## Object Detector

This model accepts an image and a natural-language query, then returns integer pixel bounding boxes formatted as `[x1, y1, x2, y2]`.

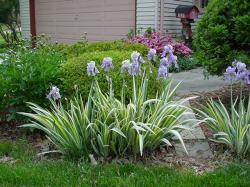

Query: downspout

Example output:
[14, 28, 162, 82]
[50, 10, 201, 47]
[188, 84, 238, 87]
[160, 0, 164, 34]
[29, 0, 36, 38]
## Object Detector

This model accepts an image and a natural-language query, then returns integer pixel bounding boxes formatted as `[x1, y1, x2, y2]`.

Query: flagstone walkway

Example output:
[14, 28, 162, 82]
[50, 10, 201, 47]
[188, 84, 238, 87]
[171, 68, 224, 159]
[170, 68, 228, 94]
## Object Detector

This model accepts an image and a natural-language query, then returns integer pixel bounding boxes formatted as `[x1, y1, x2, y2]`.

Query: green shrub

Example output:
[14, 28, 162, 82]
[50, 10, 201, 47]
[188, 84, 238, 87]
[59, 50, 160, 101]
[193, 0, 250, 75]
[56, 41, 148, 59]
[20, 77, 197, 158]
[0, 42, 64, 119]
[169, 55, 198, 72]
[57, 40, 148, 58]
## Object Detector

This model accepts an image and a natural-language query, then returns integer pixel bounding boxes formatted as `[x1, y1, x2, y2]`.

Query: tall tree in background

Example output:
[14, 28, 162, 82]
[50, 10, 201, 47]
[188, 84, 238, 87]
[0, 0, 20, 45]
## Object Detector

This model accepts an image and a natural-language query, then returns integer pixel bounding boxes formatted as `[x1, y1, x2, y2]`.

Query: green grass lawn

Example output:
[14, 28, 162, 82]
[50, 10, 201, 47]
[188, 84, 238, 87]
[0, 140, 249, 187]
[0, 162, 249, 187]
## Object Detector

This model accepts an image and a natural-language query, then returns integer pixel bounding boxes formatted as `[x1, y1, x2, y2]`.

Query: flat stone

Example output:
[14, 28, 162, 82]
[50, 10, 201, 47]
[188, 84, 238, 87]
[173, 100, 206, 140]
[180, 126, 206, 140]
[170, 68, 228, 94]
[174, 141, 213, 159]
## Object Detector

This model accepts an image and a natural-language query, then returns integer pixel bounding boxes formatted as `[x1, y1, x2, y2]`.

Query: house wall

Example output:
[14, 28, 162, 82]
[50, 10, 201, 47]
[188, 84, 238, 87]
[19, 0, 31, 39]
[162, 0, 199, 36]
[136, 0, 158, 33]
[35, 0, 136, 43]
[136, 0, 202, 37]
[19, 0, 203, 42]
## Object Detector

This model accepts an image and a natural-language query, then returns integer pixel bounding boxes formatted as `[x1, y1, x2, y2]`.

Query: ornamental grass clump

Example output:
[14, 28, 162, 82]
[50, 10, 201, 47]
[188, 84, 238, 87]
[20, 49, 198, 159]
[198, 60, 250, 158]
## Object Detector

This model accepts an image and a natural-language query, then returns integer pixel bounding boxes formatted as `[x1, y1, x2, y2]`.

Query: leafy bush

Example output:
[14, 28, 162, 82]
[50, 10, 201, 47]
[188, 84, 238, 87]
[0, 41, 64, 119]
[20, 76, 197, 158]
[169, 55, 198, 72]
[198, 99, 250, 158]
[56, 41, 148, 59]
[59, 50, 159, 101]
[193, 0, 250, 75]
[129, 32, 192, 56]
[197, 60, 250, 158]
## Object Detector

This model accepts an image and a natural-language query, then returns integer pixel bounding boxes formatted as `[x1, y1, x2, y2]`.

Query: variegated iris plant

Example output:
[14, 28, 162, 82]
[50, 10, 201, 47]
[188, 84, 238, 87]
[198, 60, 250, 158]
[20, 49, 198, 158]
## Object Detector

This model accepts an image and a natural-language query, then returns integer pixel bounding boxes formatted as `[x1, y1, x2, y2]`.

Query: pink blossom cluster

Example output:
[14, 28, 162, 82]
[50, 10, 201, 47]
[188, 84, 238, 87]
[128, 32, 192, 56]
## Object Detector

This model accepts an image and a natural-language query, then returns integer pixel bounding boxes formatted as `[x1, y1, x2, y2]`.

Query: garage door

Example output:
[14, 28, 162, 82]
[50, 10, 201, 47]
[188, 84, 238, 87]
[35, 0, 136, 43]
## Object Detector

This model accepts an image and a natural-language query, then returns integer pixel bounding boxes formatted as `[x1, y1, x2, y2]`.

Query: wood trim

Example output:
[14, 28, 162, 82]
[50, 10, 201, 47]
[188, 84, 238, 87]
[29, 0, 36, 37]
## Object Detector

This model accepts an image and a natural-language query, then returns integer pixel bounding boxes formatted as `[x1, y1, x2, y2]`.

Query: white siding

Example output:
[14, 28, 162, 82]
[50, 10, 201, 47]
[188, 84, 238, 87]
[136, 0, 158, 33]
[137, 0, 201, 37]
[163, 0, 195, 36]
[20, 0, 31, 39]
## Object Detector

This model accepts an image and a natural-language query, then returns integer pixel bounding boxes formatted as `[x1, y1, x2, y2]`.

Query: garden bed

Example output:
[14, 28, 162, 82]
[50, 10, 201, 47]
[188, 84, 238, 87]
[0, 84, 249, 175]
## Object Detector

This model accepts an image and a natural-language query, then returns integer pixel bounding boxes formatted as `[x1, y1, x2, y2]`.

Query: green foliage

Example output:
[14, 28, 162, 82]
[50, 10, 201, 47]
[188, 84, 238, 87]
[0, 40, 64, 120]
[198, 98, 250, 158]
[0, 159, 249, 186]
[56, 41, 148, 59]
[20, 77, 197, 158]
[0, 0, 20, 44]
[59, 50, 159, 101]
[170, 55, 198, 72]
[193, 0, 250, 75]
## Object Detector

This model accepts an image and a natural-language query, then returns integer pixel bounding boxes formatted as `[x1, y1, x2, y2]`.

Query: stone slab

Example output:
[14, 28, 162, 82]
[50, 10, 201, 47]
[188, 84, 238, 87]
[174, 141, 213, 159]
[173, 100, 206, 140]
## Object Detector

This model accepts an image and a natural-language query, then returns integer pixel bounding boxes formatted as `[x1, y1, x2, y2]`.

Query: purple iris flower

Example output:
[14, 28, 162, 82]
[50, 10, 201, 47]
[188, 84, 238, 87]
[224, 66, 236, 80]
[168, 53, 177, 65]
[129, 62, 141, 76]
[157, 65, 169, 80]
[87, 61, 99, 76]
[47, 86, 61, 100]
[148, 48, 157, 61]
[160, 57, 169, 67]
[120, 60, 131, 73]
[131, 51, 141, 63]
[138, 56, 145, 65]
[243, 71, 250, 84]
[101, 57, 114, 72]
[161, 45, 174, 57]
[236, 61, 247, 72]
[236, 69, 250, 84]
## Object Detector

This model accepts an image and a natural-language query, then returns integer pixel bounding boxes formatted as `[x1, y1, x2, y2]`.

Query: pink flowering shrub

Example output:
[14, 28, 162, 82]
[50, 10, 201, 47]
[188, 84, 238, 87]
[128, 32, 192, 56]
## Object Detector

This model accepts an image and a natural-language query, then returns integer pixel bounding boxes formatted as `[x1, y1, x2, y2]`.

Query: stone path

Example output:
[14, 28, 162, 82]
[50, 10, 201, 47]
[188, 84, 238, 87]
[170, 68, 228, 94]
[169, 68, 228, 159]
[172, 80, 214, 159]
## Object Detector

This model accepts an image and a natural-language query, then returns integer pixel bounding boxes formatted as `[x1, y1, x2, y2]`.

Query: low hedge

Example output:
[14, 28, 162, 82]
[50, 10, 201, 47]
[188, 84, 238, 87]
[56, 41, 148, 59]
[59, 50, 161, 101]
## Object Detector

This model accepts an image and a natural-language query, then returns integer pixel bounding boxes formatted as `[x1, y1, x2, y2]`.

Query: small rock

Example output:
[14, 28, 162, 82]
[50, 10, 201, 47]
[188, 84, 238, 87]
[0, 156, 17, 164]
[89, 154, 98, 166]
